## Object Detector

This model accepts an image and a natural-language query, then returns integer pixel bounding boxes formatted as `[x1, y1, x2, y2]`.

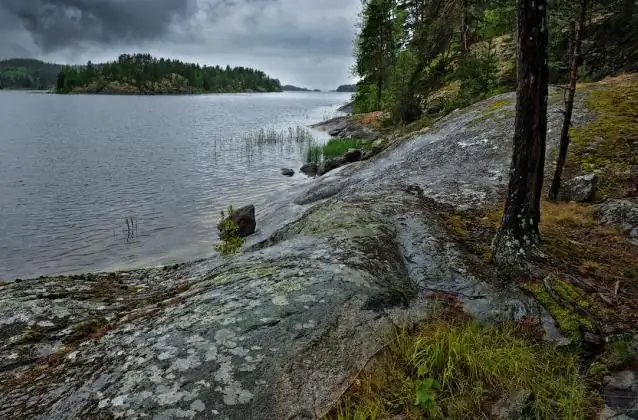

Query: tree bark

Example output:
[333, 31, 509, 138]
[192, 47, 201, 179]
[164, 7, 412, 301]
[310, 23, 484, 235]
[492, 0, 549, 263]
[548, 0, 588, 201]
[461, 0, 470, 53]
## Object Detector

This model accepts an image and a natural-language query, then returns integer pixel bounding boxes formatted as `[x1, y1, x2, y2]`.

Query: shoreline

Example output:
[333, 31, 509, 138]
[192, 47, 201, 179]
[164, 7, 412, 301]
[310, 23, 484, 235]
[1, 99, 352, 283]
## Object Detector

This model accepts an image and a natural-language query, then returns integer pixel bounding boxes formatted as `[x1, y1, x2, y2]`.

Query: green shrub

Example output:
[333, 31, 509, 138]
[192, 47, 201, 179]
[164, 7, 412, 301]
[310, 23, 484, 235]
[214, 205, 244, 257]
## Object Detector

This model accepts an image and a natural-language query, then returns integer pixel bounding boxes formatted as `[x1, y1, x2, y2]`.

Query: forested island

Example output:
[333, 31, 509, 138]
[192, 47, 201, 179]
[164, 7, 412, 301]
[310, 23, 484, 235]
[0, 59, 61, 90]
[55, 53, 282, 94]
[335, 84, 356, 92]
[282, 84, 317, 92]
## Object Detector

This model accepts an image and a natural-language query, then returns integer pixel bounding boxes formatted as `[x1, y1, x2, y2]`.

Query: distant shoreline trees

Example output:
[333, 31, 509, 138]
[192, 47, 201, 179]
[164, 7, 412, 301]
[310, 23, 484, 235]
[55, 53, 282, 95]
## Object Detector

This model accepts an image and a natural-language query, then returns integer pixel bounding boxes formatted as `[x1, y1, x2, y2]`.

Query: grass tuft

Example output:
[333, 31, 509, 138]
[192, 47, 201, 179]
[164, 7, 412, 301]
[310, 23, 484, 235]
[306, 138, 369, 163]
[327, 316, 590, 419]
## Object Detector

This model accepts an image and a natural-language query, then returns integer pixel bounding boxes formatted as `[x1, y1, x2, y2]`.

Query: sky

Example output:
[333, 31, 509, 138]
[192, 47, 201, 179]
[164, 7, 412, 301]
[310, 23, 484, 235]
[0, 0, 361, 90]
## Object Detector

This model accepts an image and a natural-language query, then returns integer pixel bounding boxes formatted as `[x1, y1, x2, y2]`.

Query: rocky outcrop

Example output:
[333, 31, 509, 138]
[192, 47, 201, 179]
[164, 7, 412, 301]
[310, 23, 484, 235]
[281, 168, 295, 177]
[312, 116, 380, 141]
[0, 89, 595, 419]
[558, 173, 598, 202]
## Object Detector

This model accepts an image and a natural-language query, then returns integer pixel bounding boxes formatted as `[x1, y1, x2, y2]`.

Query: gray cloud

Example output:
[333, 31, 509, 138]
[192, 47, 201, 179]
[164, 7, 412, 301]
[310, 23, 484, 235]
[1, 0, 196, 51]
[0, 0, 360, 89]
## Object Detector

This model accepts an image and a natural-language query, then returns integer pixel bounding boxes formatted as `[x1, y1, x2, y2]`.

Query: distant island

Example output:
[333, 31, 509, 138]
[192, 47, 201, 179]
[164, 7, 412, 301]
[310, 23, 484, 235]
[282, 84, 322, 92]
[54, 53, 282, 94]
[0, 59, 61, 90]
[335, 84, 356, 92]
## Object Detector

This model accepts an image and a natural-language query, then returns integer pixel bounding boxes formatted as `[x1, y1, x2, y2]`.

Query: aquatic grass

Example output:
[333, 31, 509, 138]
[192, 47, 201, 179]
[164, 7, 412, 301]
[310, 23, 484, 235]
[241, 125, 314, 146]
[326, 317, 590, 420]
[306, 144, 323, 164]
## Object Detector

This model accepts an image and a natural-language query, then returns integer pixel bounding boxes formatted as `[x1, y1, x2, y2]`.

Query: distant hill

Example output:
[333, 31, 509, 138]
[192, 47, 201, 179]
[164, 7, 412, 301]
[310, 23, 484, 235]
[335, 84, 356, 92]
[282, 85, 322, 92]
[0, 59, 61, 90]
[55, 53, 282, 94]
[282, 84, 311, 92]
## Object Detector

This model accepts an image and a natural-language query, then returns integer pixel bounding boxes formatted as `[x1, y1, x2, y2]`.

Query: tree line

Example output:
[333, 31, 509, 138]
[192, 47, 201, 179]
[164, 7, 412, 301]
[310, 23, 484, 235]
[355, 0, 636, 263]
[56, 53, 282, 94]
[354, 0, 637, 123]
[0, 59, 61, 90]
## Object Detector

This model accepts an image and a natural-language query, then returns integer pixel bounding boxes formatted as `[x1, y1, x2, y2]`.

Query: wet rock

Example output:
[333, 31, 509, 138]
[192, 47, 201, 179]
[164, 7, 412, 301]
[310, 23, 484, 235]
[597, 199, 638, 245]
[317, 156, 347, 176]
[313, 117, 379, 141]
[371, 138, 386, 153]
[558, 173, 598, 202]
[300, 163, 318, 177]
[602, 371, 638, 419]
[281, 168, 295, 177]
[344, 149, 363, 163]
[217, 204, 256, 237]
[491, 389, 533, 420]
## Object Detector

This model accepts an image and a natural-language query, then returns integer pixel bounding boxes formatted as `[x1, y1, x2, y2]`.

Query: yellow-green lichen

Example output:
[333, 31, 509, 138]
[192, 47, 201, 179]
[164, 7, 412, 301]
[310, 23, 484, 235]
[14, 328, 46, 345]
[570, 75, 638, 197]
[486, 98, 510, 112]
[523, 279, 593, 341]
[213, 265, 278, 284]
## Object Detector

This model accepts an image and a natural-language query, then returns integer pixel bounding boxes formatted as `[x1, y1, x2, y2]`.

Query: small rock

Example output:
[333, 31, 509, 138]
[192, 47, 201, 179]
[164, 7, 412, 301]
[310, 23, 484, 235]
[281, 168, 295, 177]
[344, 149, 363, 163]
[596, 199, 638, 245]
[558, 173, 598, 202]
[491, 390, 533, 420]
[300, 163, 318, 177]
[217, 205, 256, 238]
[603, 371, 636, 391]
[371, 138, 385, 153]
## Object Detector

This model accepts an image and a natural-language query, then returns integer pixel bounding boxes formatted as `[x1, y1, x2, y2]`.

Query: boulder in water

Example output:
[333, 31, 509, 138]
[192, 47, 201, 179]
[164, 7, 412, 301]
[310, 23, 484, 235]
[281, 168, 295, 177]
[217, 204, 256, 238]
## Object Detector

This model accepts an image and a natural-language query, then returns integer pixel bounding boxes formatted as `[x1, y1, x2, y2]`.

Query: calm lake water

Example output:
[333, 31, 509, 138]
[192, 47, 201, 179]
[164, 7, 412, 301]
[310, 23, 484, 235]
[0, 90, 350, 280]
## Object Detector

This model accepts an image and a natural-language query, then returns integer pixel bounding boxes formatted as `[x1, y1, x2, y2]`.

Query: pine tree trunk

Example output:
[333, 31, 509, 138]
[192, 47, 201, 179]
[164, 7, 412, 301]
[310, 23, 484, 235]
[548, 0, 588, 201]
[461, 0, 470, 53]
[492, 0, 549, 263]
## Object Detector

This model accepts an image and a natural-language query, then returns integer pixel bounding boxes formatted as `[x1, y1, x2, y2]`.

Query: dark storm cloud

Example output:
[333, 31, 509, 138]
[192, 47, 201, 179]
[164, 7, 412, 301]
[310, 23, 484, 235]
[0, 0, 196, 51]
[0, 0, 361, 88]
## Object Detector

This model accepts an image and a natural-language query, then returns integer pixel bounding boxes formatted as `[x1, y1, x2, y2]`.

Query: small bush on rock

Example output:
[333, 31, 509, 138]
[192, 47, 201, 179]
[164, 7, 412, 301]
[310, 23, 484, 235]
[215, 205, 245, 257]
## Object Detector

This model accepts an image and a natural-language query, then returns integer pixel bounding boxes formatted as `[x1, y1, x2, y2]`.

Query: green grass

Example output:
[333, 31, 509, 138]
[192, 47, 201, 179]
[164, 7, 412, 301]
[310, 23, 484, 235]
[305, 138, 368, 163]
[327, 317, 591, 420]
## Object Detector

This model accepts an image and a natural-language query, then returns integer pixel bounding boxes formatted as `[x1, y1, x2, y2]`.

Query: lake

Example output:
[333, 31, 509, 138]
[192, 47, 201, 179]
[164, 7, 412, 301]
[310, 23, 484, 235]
[0, 90, 350, 280]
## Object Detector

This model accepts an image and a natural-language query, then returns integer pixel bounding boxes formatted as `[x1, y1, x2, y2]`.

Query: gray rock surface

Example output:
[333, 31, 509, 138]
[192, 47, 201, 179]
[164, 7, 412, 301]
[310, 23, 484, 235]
[0, 89, 586, 419]
[491, 389, 533, 420]
[312, 116, 379, 140]
[559, 173, 598, 202]
[597, 199, 638, 245]
[600, 371, 638, 419]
